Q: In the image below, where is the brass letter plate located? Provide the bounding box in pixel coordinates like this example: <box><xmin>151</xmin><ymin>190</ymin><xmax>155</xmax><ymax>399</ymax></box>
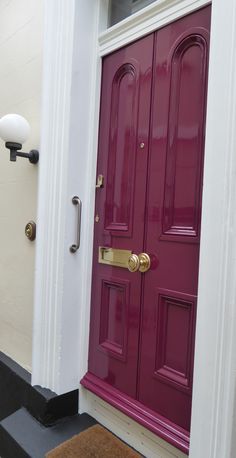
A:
<box><xmin>99</xmin><ymin>247</ymin><xmax>132</xmax><ymax>269</ymax></box>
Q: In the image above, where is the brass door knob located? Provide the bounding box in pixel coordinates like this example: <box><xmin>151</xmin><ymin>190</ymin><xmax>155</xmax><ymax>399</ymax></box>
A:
<box><xmin>138</xmin><ymin>253</ymin><xmax>151</xmax><ymax>273</ymax></box>
<box><xmin>127</xmin><ymin>254</ymin><xmax>140</xmax><ymax>272</ymax></box>
<box><xmin>127</xmin><ymin>253</ymin><xmax>151</xmax><ymax>273</ymax></box>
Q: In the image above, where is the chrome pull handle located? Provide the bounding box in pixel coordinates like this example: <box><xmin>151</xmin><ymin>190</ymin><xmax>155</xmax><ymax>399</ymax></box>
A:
<box><xmin>70</xmin><ymin>196</ymin><xmax>82</xmax><ymax>253</ymax></box>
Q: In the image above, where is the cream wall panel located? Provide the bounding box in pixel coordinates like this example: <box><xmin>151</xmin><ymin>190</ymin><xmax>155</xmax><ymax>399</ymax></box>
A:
<box><xmin>0</xmin><ymin>0</ymin><xmax>43</xmax><ymax>371</ymax></box>
<box><xmin>0</xmin><ymin>0</ymin><xmax>42</xmax><ymax>45</ymax></box>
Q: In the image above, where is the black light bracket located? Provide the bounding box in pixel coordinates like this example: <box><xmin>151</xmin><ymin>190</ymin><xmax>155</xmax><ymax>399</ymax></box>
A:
<box><xmin>5</xmin><ymin>142</ymin><xmax>39</xmax><ymax>164</ymax></box>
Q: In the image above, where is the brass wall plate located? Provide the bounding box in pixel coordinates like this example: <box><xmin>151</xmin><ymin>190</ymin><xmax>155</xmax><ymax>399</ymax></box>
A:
<box><xmin>25</xmin><ymin>221</ymin><xmax>36</xmax><ymax>241</ymax></box>
<box><xmin>96</xmin><ymin>174</ymin><xmax>104</xmax><ymax>188</ymax></box>
<box><xmin>99</xmin><ymin>247</ymin><xmax>132</xmax><ymax>269</ymax></box>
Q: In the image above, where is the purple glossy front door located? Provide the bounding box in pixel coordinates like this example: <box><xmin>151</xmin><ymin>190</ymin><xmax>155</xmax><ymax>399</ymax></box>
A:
<box><xmin>82</xmin><ymin>6</ymin><xmax>211</xmax><ymax>450</ymax></box>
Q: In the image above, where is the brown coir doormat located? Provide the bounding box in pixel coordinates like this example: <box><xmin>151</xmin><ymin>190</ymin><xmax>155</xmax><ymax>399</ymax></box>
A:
<box><xmin>46</xmin><ymin>424</ymin><xmax>142</xmax><ymax>458</ymax></box>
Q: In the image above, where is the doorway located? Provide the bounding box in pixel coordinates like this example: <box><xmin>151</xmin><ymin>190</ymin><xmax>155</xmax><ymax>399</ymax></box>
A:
<box><xmin>81</xmin><ymin>5</ymin><xmax>210</xmax><ymax>452</ymax></box>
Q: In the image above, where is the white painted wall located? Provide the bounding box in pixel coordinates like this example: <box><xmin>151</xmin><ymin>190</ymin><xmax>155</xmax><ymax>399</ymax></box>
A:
<box><xmin>0</xmin><ymin>0</ymin><xmax>43</xmax><ymax>371</ymax></box>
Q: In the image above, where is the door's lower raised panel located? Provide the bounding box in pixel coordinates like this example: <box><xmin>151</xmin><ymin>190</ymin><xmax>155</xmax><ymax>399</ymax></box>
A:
<box><xmin>138</xmin><ymin>288</ymin><xmax>196</xmax><ymax>431</ymax></box>
<box><xmin>154</xmin><ymin>289</ymin><xmax>196</xmax><ymax>392</ymax></box>
<box><xmin>88</xmin><ymin>271</ymin><xmax>141</xmax><ymax>398</ymax></box>
<box><xmin>99</xmin><ymin>279</ymin><xmax>130</xmax><ymax>361</ymax></box>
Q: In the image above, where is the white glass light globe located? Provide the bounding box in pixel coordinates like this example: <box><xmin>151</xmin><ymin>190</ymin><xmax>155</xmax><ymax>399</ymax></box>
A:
<box><xmin>0</xmin><ymin>114</ymin><xmax>30</xmax><ymax>144</ymax></box>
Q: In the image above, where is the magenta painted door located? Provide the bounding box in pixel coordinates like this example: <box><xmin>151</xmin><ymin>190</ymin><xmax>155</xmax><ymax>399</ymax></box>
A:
<box><xmin>82</xmin><ymin>6</ymin><xmax>211</xmax><ymax>451</ymax></box>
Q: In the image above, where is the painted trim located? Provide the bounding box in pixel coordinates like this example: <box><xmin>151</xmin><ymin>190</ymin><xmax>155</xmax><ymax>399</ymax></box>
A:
<box><xmin>190</xmin><ymin>0</ymin><xmax>236</xmax><ymax>456</ymax></box>
<box><xmin>32</xmin><ymin>0</ymin><xmax>102</xmax><ymax>395</ymax></box>
<box><xmin>99</xmin><ymin>0</ymin><xmax>210</xmax><ymax>55</ymax></box>
<box><xmin>32</xmin><ymin>0</ymin><xmax>236</xmax><ymax>456</ymax></box>
<box><xmin>81</xmin><ymin>372</ymin><xmax>189</xmax><ymax>453</ymax></box>
<box><xmin>32</xmin><ymin>0</ymin><xmax>78</xmax><ymax>393</ymax></box>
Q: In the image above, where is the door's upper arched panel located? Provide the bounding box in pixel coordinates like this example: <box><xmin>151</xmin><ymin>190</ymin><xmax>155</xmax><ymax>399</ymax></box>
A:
<box><xmin>105</xmin><ymin>63</ymin><xmax>139</xmax><ymax>235</ymax></box>
<box><xmin>162</xmin><ymin>34</ymin><xmax>208</xmax><ymax>240</ymax></box>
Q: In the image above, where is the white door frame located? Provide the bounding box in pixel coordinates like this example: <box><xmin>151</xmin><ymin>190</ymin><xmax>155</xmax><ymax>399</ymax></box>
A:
<box><xmin>32</xmin><ymin>0</ymin><xmax>236</xmax><ymax>457</ymax></box>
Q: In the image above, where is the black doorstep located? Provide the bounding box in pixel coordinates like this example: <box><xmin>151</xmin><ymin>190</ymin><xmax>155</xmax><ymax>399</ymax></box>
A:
<box><xmin>0</xmin><ymin>351</ymin><xmax>78</xmax><ymax>426</ymax></box>
<box><xmin>0</xmin><ymin>352</ymin><xmax>99</xmax><ymax>458</ymax></box>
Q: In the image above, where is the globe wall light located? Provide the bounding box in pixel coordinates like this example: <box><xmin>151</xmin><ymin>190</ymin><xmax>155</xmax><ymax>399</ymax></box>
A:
<box><xmin>0</xmin><ymin>114</ymin><xmax>39</xmax><ymax>164</ymax></box>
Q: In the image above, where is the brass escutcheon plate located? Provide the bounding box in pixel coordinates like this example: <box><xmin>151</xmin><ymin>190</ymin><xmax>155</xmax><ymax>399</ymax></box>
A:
<box><xmin>25</xmin><ymin>221</ymin><xmax>36</xmax><ymax>241</ymax></box>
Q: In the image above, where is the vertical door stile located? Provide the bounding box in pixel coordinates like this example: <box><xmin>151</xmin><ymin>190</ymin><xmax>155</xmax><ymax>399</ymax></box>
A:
<box><xmin>136</xmin><ymin>29</ymin><xmax>158</xmax><ymax>399</ymax></box>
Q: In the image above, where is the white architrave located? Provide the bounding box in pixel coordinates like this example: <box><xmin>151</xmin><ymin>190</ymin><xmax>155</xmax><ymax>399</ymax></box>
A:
<box><xmin>190</xmin><ymin>1</ymin><xmax>236</xmax><ymax>456</ymax></box>
<box><xmin>31</xmin><ymin>0</ymin><xmax>77</xmax><ymax>393</ymax></box>
<box><xmin>32</xmin><ymin>0</ymin><xmax>236</xmax><ymax>456</ymax></box>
